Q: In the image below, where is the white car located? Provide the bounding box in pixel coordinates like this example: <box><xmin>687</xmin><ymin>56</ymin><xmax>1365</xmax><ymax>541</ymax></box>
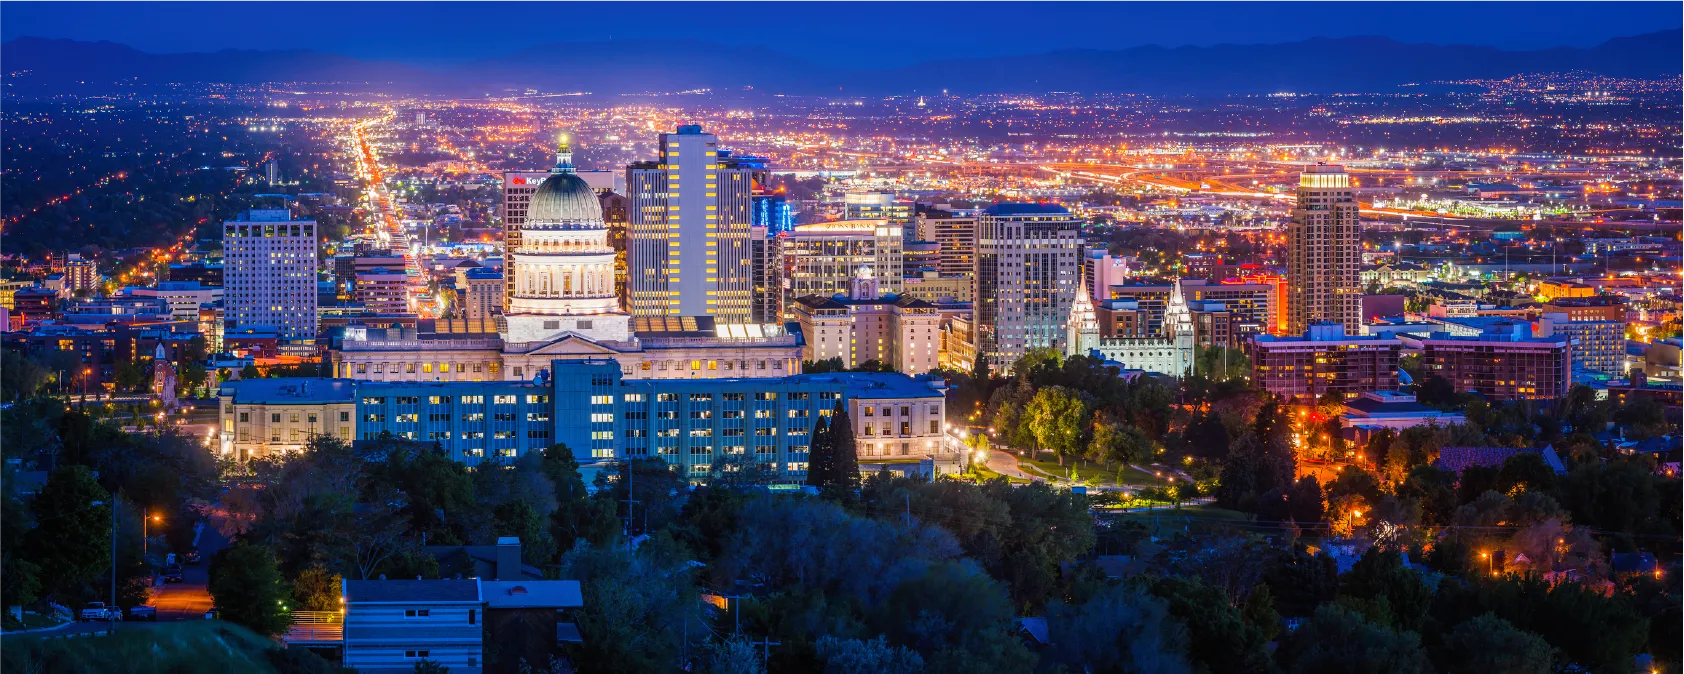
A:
<box><xmin>79</xmin><ymin>602</ymin><xmax>121</xmax><ymax>621</ymax></box>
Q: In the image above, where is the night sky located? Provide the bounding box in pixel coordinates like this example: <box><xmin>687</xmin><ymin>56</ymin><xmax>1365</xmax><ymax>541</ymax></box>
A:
<box><xmin>3</xmin><ymin>1</ymin><xmax>1678</xmax><ymax>69</ymax></box>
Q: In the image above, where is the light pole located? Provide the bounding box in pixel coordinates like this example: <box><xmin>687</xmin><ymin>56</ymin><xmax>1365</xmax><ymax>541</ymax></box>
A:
<box><xmin>144</xmin><ymin>514</ymin><xmax>160</xmax><ymax>557</ymax></box>
<box><xmin>1481</xmin><ymin>551</ymin><xmax>1491</xmax><ymax>577</ymax></box>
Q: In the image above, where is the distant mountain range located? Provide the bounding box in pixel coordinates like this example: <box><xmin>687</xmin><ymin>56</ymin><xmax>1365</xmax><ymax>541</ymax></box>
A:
<box><xmin>5</xmin><ymin>30</ymin><xmax>1679</xmax><ymax>96</ymax></box>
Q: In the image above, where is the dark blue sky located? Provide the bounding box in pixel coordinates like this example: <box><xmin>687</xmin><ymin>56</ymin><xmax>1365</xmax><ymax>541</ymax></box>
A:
<box><xmin>3</xmin><ymin>1</ymin><xmax>1677</xmax><ymax>69</ymax></box>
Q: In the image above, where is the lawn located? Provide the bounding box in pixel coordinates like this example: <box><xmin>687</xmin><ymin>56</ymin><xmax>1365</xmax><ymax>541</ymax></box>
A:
<box><xmin>1014</xmin><ymin>454</ymin><xmax>1163</xmax><ymax>487</ymax></box>
<box><xmin>1</xmin><ymin>611</ymin><xmax>67</xmax><ymax>632</ymax></box>
<box><xmin>1</xmin><ymin>620</ymin><xmax>329</xmax><ymax>674</ymax></box>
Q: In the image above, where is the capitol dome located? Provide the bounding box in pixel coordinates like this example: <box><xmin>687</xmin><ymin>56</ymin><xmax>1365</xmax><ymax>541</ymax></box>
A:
<box><xmin>525</xmin><ymin>136</ymin><xmax>603</xmax><ymax>225</ymax></box>
<box><xmin>528</xmin><ymin>173</ymin><xmax>601</xmax><ymax>224</ymax></box>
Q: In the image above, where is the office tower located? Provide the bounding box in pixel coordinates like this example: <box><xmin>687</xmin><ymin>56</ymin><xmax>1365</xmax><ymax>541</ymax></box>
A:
<box><xmin>1179</xmin><ymin>279</ymin><xmax>1274</xmax><ymax>338</ymax></box>
<box><xmin>914</xmin><ymin>209</ymin><xmax>976</xmax><ymax>278</ymax></box>
<box><xmin>844</xmin><ymin>191</ymin><xmax>914</xmax><ymax>226</ymax></box>
<box><xmin>748</xmin><ymin>225</ymin><xmax>783</xmax><ymax>324</ymax></box>
<box><xmin>781</xmin><ymin>221</ymin><xmax>905</xmax><ymax>302</ymax></box>
<box><xmin>627</xmin><ymin>125</ymin><xmax>758</xmax><ymax>322</ymax></box>
<box><xmin>599</xmin><ymin>191</ymin><xmax>629</xmax><ymax>311</ymax></box>
<box><xmin>1287</xmin><ymin>163</ymin><xmax>1362</xmax><ymax>335</ymax></box>
<box><xmin>974</xmin><ymin>203</ymin><xmax>1082</xmax><ymax>370</ymax></box>
<box><xmin>792</xmin><ymin>271</ymin><xmax>942</xmax><ymax>375</ymax></box>
<box><xmin>223</xmin><ymin>208</ymin><xmax>319</xmax><ymax>348</ymax></box>
<box><xmin>503</xmin><ymin>139</ymin><xmax>630</xmax><ymax>344</ymax></box>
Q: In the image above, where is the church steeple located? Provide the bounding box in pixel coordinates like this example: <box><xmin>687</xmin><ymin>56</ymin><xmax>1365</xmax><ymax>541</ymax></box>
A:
<box><xmin>552</xmin><ymin>133</ymin><xmax>576</xmax><ymax>175</ymax></box>
<box><xmin>1065</xmin><ymin>266</ymin><xmax>1100</xmax><ymax>358</ymax></box>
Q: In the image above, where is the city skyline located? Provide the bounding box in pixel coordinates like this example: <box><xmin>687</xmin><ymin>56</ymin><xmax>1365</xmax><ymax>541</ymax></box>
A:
<box><xmin>4</xmin><ymin>1</ymin><xmax>1679</xmax><ymax>69</ymax></box>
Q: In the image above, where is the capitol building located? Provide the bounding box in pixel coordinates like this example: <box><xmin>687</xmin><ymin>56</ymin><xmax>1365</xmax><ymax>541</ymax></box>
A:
<box><xmin>330</xmin><ymin>139</ymin><xmax>802</xmax><ymax>382</ymax></box>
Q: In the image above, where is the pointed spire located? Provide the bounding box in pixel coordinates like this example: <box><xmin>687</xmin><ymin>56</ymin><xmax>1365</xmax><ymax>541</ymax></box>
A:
<box><xmin>552</xmin><ymin>133</ymin><xmax>576</xmax><ymax>175</ymax></box>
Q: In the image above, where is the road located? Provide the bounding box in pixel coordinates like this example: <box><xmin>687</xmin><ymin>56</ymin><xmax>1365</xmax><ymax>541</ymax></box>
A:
<box><xmin>983</xmin><ymin>449</ymin><xmax>1043</xmax><ymax>482</ymax></box>
<box><xmin>3</xmin><ymin>513</ymin><xmax>229</xmax><ymax>639</ymax></box>
<box><xmin>148</xmin><ymin>520</ymin><xmax>227</xmax><ymax>621</ymax></box>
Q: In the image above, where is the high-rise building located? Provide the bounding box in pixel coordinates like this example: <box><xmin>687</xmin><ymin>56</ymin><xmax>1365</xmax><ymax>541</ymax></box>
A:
<box><xmin>975</xmin><ymin>203</ymin><xmax>1082</xmax><ymax>370</ymax></box>
<box><xmin>748</xmin><ymin>226</ymin><xmax>782</xmax><ymax>324</ymax></box>
<box><xmin>627</xmin><ymin>125</ymin><xmax>759</xmax><ymax>322</ymax></box>
<box><xmin>1287</xmin><ymin>163</ymin><xmax>1362</xmax><ymax>335</ymax></box>
<box><xmin>1535</xmin><ymin>312</ymin><xmax>1625</xmax><ymax>375</ymax></box>
<box><xmin>598</xmin><ymin>191</ymin><xmax>629</xmax><ymax>311</ymax></box>
<box><xmin>914</xmin><ymin>209</ymin><xmax>976</xmax><ymax>279</ymax></box>
<box><xmin>223</xmin><ymin>208</ymin><xmax>319</xmax><ymax>348</ymax></box>
<box><xmin>780</xmin><ymin>221</ymin><xmax>905</xmax><ymax>303</ymax></box>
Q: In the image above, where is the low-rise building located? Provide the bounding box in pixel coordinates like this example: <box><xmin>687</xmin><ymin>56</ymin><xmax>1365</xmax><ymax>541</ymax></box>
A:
<box><xmin>128</xmin><ymin>281</ymin><xmax>223</xmax><ymax>322</ymax></box>
<box><xmin>1402</xmin><ymin>322</ymin><xmax>1571</xmax><ymax>402</ymax></box>
<box><xmin>217</xmin><ymin>378</ymin><xmax>358</xmax><ymax>459</ymax></box>
<box><xmin>1535</xmin><ymin>312</ymin><xmax>1625</xmax><ymax>376</ymax></box>
<box><xmin>222</xmin><ymin>359</ymin><xmax>956</xmax><ymax>478</ymax></box>
<box><xmin>792</xmin><ymin>271</ymin><xmax>941</xmax><ymax>374</ymax></box>
<box><xmin>1250</xmin><ymin>323</ymin><xmax>1402</xmax><ymax>401</ymax></box>
<box><xmin>358</xmin><ymin>268</ymin><xmax>411</xmax><ymax>316</ymax></box>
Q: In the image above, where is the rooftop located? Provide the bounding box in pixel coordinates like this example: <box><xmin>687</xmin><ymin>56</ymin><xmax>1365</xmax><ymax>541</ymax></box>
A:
<box><xmin>481</xmin><ymin>580</ymin><xmax>583</xmax><ymax>609</ymax></box>
<box><xmin>220</xmin><ymin>378</ymin><xmax>358</xmax><ymax>405</ymax></box>
<box><xmin>343</xmin><ymin>579</ymin><xmax>481</xmax><ymax>604</ymax></box>
<box><xmin>983</xmin><ymin>202</ymin><xmax>1070</xmax><ymax>216</ymax></box>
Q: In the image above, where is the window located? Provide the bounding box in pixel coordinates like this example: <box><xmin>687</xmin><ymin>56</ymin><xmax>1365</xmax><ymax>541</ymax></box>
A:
<box><xmin>340</xmin><ymin>412</ymin><xmax>350</xmax><ymax>422</ymax></box>
<box><xmin>468</xmin><ymin>610</ymin><xmax>475</xmax><ymax>625</ymax></box>
<box><xmin>930</xmin><ymin>420</ymin><xmax>940</xmax><ymax>434</ymax></box>
<box><xmin>459</xmin><ymin>395</ymin><xmax>484</xmax><ymax>404</ymax></box>
<box><xmin>404</xmin><ymin>609</ymin><xmax>431</xmax><ymax>617</ymax></box>
<box><xmin>271</xmin><ymin>413</ymin><xmax>281</xmax><ymax>423</ymax></box>
<box><xmin>239</xmin><ymin>412</ymin><xmax>249</xmax><ymax>423</ymax></box>
<box><xmin>494</xmin><ymin>395</ymin><xmax>516</xmax><ymax>404</ymax></box>
<box><xmin>307</xmin><ymin>414</ymin><xmax>317</xmax><ymax>424</ymax></box>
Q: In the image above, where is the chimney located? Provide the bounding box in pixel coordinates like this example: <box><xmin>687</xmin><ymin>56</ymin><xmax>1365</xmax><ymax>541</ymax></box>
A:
<box><xmin>496</xmin><ymin>537</ymin><xmax>521</xmax><ymax>581</ymax></box>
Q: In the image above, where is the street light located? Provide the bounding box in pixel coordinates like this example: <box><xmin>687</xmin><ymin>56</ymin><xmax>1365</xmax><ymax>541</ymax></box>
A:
<box><xmin>144</xmin><ymin>514</ymin><xmax>161</xmax><ymax>556</ymax></box>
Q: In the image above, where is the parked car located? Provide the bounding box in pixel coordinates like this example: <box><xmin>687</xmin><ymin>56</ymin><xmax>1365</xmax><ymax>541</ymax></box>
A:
<box><xmin>128</xmin><ymin>605</ymin><xmax>156</xmax><ymax>621</ymax></box>
<box><xmin>79</xmin><ymin>602</ymin><xmax>120</xmax><ymax>621</ymax></box>
<box><xmin>164</xmin><ymin>564</ymin><xmax>184</xmax><ymax>583</ymax></box>
<box><xmin>184</xmin><ymin>549</ymin><xmax>202</xmax><ymax>565</ymax></box>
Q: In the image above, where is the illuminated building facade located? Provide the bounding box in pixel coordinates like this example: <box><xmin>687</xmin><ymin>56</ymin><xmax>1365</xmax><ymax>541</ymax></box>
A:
<box><xmin>780</xmin><ymin>220</ymin><xmax>905</xmax><ymax>302</ymax></box>
<box><xmin>1287</xmin><ymin>163</ymin><xmax>1362</xmax><ymax>335</ymax></box>
<box><xmin>626</xmin><ymin>125</ymin><xmax>759</xmax><ymax>323</ymax></box>
<box><xmin>1250</xmin><ymin>323</ymin><xmax>1402</xmax><ymax>401</ymax></box>
<box><xmin>975</xmin><ymin>203</ymin><xmax>1082</xmax><ymax>370</ymax></box>
<box><xmin>223</xmin><ymin>208</ymin><xmax>319</xmax><ymax>350</ymax></box>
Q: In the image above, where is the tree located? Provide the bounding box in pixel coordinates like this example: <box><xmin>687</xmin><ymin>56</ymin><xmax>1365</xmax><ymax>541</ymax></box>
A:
<box><xmin>1495</xmin><ymin>452</ymin><xmax>1557</xmax><ymax>497</ymax></box>
<box><xmin>542</xmin><ymin>444</ymin><xmax>618</xmax><ymax>549</ymax></box>
<box><xmin>825</xmin><ymin>403</ymin><xmax>859</xmax><ymax>491</ymax></box>
<box><xmin>2</xmin><ymin>474</ymin><xmax>42</xmax><ymax>608</ymax></box>
<box><xmin>814</xmin><ymin>636</ymin><xmax>924</xmax><ymax>674</ymax></box>
<box><xmin>26</xmin><ymin>465</ymin><xmax>112</xmax><ymax>598</ymax></box>
<box><xmin>562</xmin><ymin>541</ymin><xmax>698</xmax><ymax>674</ymax></box>
<box><xmin>1263</xmin><ymin>543</ymin><xmax>1340</xmax><ymax>618</ymax></box>
<box><xmin>208</xmin><ymin>543</ymin><xmax>291</xmax><ymax>636</ymax></box>
<box><xmin>1150</xmin><ymin>576</ymin><xmax>1275</xmax><ymax>673</ymax></box>
<box><xmin>1396</xmin><ymin>465</ymin><xmax>1458</xmax><ymax>526</ymax></box>
<box><xmin>413</xmin><ymin>659</ymin><xmax>450</xmax><ymax>674</ymax></box>
<box><xmin>1436</xmin><ymin>613</ymin><xmax>1554</xmax><ymax>674</ymax></box>
<box><xmin>1340</xmin><ymin>547</ymin><xmax>1434</xmax><ymax>632</ymax></box>
<box><xmin>804</xmin><ymin>414</ymin><xmax>833</xmax><ymax>488</ymax></box>
<box><xmin>1242</xmin><ymin>584</ymin><xmax>1283</xmax><ymax>642</ymax></box>
<box><xmin>1024</xmin><ymin>386</ymin><xmax>1086</xmax><ymax>465</ymax></box>
<box><xmin>1287</xmin><ymin>475</ymin><xmax>1326</xmax><ymax>525</ymax></box>
<box><xmin>1277</xmin><ymin>604</ymin><xmax>1431</xmax><ymax>674</ymax></box>
<box><xmin>1183</xmin><ymin>411</ymin><xmax>1231</xmax><ymax>460</ymax></box>
<box><xmin>292</xmin><ymin>565</ymin><xmax>343</xmax><ymax>612</ymax></box>
<box><xmin>1418</xmin><ymin>375</ymin><xmax>1459</xmax><ymax>409</ymax></box>
<box><xmin>1043</xmin><ymin>584</ymin><xmax>1192</xmax><ymax>674</ymax></box>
